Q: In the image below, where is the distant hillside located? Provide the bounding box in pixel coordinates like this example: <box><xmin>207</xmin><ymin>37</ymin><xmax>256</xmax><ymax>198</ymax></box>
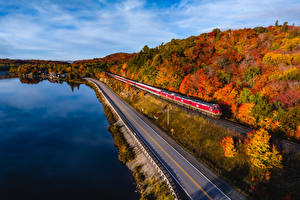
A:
<box><xmin>0</xmin><ymin>59</ymin><xmax>69</xmax><ymax>66</ymax></box>
<box><xmin>1</xmin><ymin>24</ymin><xmax>299</xmax><ymax>140</ymax></box>
<box><xmin>106</xmin><ymin>24</ymin><xmax>300</xmax><ymax>140</ymax></box>
<box><xmin>73</xmin><ymin>53</ymin><xmax>134</xmax><ymax>65</ymax></box>
<box><xmin>0</xmin><ymin>53</ymin><xmax>134</xmax><ymax>79</ymax></box>
<box><xmin>1</xmin><ymin>23</ymin><xmax>299</xmax><ymax>199</ymax></box>
<box><xmin>71</xmin><ymin>53</ymin><xmax>134</xmax><ymax>78</ymax></box>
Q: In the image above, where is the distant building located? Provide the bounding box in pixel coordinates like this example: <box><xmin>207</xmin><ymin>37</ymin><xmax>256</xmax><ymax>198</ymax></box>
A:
<box><xmin>58</xmin><ymin>73</ymin><xmax>67</xmax><ymax>78</ymax></box>
<box><xmin>49</xmin><ymin>72</ymin><xmax>57</xmax><ymax>79</ymax></box>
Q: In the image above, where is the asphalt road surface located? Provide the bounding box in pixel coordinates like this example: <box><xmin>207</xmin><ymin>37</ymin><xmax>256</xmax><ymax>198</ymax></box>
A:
<box><xmin>87</xmin><ymin>78</ymin><xmax>244</xmax><ymax>200</ymax></box>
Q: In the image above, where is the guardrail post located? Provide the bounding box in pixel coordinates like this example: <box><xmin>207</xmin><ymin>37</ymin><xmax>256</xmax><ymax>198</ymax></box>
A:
<box><xmin>86</xmin><ymin>79</ymin><xmax>180</xmax><ymax>200</ymax></box>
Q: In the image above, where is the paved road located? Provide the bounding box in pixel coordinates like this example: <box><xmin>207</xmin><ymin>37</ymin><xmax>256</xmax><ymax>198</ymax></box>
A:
<box><xmin>87</xmin><ymin>78</ymin><xmax>241</xmax><ymax>200</ymax></box>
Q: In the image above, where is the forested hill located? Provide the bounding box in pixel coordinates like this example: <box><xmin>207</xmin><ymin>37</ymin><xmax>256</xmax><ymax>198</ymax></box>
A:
<box><xmin>2</xmin><ymin>53</ymin><xmax>134</xmax><ymax>79</ymax></box>
<box><xmin>72</xmin><ymin>53</ymin><xmax>134</xmax><ymax>78</ymax></box>
<box><xmin>106</xmin><ymin>24</ymin><xmax>300</xmax><ymax>141</ymax></box>
<box><xmin>1</xmin><ymin>24</ymin><xmax>299</xmax><ymax>141</ymax></box>
<box><xmin>1</xmin><ymin>23</ymin><xmax>299</xmax><ymax>199</ymax></box>
<box><xmin>0</xmin><ymin>59</ymin><xmax>69</xmax><ymax>66</ymax></box>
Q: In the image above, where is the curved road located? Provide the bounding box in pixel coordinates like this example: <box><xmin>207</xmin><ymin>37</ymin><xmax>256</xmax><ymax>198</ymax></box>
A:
<box><xmin>87</xmin><ymin>78</ymin><xmax>244</xmax><ymax>200</ymax></box>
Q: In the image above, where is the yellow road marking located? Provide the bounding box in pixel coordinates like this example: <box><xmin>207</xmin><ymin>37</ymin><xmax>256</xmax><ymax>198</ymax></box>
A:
<box><xmin>103</xmin><ymin>83</ymin><xmax>214</xmax><ymax>200</ymax></box>
<box><xmin>129</xmin><ymin>113</ymin><xmax>213</xmax><ymax>200</ymax></box>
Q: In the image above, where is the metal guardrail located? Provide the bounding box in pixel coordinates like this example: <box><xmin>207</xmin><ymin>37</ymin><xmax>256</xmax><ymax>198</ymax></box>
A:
<box><xmin>86</xmin><ymin>79</ymin><xmax>190</xmax><ymax>200</ymax></box>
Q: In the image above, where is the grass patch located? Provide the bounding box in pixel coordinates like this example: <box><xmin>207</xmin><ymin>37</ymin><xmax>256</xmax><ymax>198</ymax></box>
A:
<box><xmin>133</xmin><ymin>165</ymin><xmax>175</xmax><ymax>200</ymax></box>
<box><xmin>104</xmin><ymin>77</ymin><xmax>300</xmax><ymax>199</ymax></box>
<box><xmin>86</xmin><ymin>80</ymin><xmax>175</xmax><ymax>199</ymax></box>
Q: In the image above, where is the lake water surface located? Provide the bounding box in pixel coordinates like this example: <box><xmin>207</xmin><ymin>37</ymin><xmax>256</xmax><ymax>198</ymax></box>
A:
<box><xmin>0</xmin><ymin>78</ymin><xmax>139</xmax><ymax>200</ymax></box>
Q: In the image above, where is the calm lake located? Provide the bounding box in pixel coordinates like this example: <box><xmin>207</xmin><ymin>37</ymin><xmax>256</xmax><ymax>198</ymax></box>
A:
<box><xmin>0</xmin><ymin>78</ymin><xmax>139</xmax><ymax>200</ymax></box>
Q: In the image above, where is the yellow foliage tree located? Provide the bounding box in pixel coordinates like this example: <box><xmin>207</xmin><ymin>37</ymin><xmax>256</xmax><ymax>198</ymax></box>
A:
<box><xmin>263</xmin><ymin>52</ymin><xmax>300</xmax><ymax>66</ymax></box>
<box><xmin>280</xmin><ymin>37</ymin><xmax>300</xmax><ymax>51</ymax></box>
<box><xmin>263</xmin><ymin>52</ymin><xmax>292</xmax><ymax>66</ymax></box>
<box><xmin>245</xmin><ymin>129</ymin><xmax>282</xmax><ymax>169</ymax></box>
<box><xmin>220</xmin><ymin>136</ymin><xmax>237</xmax><ymax>158</ymax></box>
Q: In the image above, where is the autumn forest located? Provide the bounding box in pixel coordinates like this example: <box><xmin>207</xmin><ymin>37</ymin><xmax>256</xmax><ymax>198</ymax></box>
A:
<box><xmin>1</xmin><ymin>22</ymin><xmax>300</xmax><ymax>199</ymax></box>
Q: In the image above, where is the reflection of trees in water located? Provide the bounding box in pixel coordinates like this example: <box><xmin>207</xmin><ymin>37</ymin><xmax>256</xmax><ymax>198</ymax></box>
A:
<box><xmin>48</xmin><ymin>79</ymin><xmax>63</xmax><ymax>84</ymax></box>
<box><xmin>66</xmin><ymin>81</ymin><xmax>81</xmax><ymax>92</ymax></box>
<box><xmin>18</xmin><ymin>76</ymin><xmax>81</xmax><ymax>92</ymax></box>
<box><xmin>0</xmin><ymin>71</ymin><xmax>13</xmax><ymax>80</ymax></box>
<box><xmin>19</xmin><ymin>77</ymin><xmax>42</xmax><ymax>84</ymax></box>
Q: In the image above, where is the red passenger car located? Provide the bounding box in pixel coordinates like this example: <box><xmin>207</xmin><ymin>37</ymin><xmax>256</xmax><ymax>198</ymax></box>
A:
<box><xmin>107</xmin><ymin>72</ymin><xmax>222</xmax><ymax>118</ymax></box>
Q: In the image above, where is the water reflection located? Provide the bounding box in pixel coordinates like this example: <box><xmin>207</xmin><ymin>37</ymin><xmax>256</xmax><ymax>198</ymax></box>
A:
<box><xmin>0</xmin><ymin>78</ymin><xmax>138</xmax><ymax>200</ymax></box>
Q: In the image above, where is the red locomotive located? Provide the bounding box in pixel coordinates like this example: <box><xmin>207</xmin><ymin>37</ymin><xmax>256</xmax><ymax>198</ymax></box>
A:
<box><xmin>107</xmin><ymin>72</ymin><xmax>222</xmax><ymax>118</ymax></box>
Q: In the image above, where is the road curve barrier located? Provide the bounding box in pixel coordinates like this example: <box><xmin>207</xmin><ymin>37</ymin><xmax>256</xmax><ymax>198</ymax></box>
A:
<box><xmin>85</xmin><ymin>78</ymin><xmax>189</xmax><ymax>200</ymax></box>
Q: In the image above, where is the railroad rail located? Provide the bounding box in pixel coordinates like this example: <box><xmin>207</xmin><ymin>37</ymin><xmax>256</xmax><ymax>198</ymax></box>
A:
<box><xmin>86</xmin><ymin>78</ymin><xmax>244</xmax><ymax>200</ymax></box>
<box><xmin>106</xmin><ymin>73</ymin><xmax>300</xmax><ymax>154</ymax></box>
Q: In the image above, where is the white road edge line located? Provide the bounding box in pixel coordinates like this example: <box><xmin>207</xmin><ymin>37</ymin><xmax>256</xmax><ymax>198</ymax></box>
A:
<box><xmin>89</xmin><ymin>79</ymin><xmax>194</xmax><ymax>200</ymax></box>
<box><xmin>100</xmin><ymin>78</ymin><xmax>231</xmax><ymax>199</ymax></box>
<box><xmin>132</xmin><ymin>104</ymin><xmax>231</xmax><ymax>200</ymax></box>
<box><xmin>91</xmin><ymin>78</ymin><xmax>231</xmax><ymax>200</ymax></box>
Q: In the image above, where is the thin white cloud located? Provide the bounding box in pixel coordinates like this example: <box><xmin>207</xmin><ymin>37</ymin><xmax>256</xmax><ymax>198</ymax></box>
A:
<box><xmin>0</xmin><ymin>0</ymin><xmax>299</xmax><ymax>60</ymax></box>
<box><xmin>0</xmin><ymin>0</ymin><xmax>177</xmax><ymax>60</ymax></box>
<box><xmin>172</xmin><ymin>0</ymin><xmax>300</xmax><ymax>35</ymax></box>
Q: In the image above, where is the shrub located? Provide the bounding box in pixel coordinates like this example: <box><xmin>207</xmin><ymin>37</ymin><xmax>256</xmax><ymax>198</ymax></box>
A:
<box><xmin>212</xmin><ymin>28</ymin><xmax>221</xmax><ymax>40</ymax></box>
<box><xmin>108</xmin><ymin>124</ymin><xmax>135</xmax><ymax>164</ymax></box>
<box><xmin>281</xmin><ymin>67</ymin><xmax>300</xmax><ymax>80</ymax></box>
<box><xmin>280</xmin><ymin>37</ymin><xmax>300</xmax><ymax>51</ymax></box>
<box><xmin>253</xmin><ymin>26</ymin><xmax>266</xmax><ymax>33</ymax></box>
<box><xmin>136</xmin><ymin>171</ymin><xmax>145</xmax><ymax>182</ymax></box>
<box><xmin>216</xmin><ymin>70</ymin><xmax>232</xmax><ymax>84</ymax></box>
<box><xmin>291</xmin><ymin>53</ymin><xmax>300</xmax><ymax>65</ymax></box>
<box><xmin>250</xmin><ymin>93</ymin><xmax>274</xmax><ymax>122</ymax></box>
<box><xmin>288</xmin><ymin>30</ymin><xmax>300</xmax><ymax>39</ymax></box>
<box><xmin>238</xmin><ymin>88</ymin><xmax>252</xmax><ymax>104</ymax></box>
<box><xmin>281</xmin><ymin>22</ymin><xmax>288</xmax><ymax>32</ymax></box>
<box><xmin>279</xmin><ymin>107</ymin><xmax>300</xmax><ymax>138</ymax></box>
<box><xmin>243</xmin><ymin>67</ymin><xmax>261</xmax><ymax>83</ymax></box>
<box><xmin>263</xmin><ymin>52</ymin><xmax>292</xmax><ymax>66</ymax></box>
<box><xmin>272</xmin><ymin>42</ymin><xmax>280</xmax><ymax>50</ymax></box>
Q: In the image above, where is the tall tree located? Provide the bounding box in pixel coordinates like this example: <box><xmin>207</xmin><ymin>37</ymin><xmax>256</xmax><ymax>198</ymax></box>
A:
<box><xmin>245</xmin><ymin>129</ymin><xmax>282</xmax><ymax>169</ymax></box>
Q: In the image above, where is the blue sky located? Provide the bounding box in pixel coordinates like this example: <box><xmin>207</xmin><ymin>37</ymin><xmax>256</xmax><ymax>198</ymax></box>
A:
<box><xmin>0</xmin><ymin>0</ymin><xmax>299</xmax><ymax>60</ymax></box>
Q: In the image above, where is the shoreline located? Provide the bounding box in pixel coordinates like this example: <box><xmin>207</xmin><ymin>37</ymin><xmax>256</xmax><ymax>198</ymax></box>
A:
<box><xmin>85</xmin><ymin>80</ymin><xmax>175</xmax><ymax>200</ymax></box>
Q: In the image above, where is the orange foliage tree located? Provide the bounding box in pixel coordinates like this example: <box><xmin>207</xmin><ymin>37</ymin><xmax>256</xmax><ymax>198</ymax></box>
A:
<box><xmin>213</xmin><ymin>83</ymin><xmax>239</xmax><ymax>115</ymax></box>
<box><xmin>220</xmin><ymin>136</ymin><xmax>237</xmax><ymax>157</ymax></box>
<box><xmin>125</xmin><ymin>82</ymin><xmax>130</xmax><ymax>91</ymax></box>
<box><xmin>155</xmin><ymin>63</ymin><xmax>184</xmax><ymax>92</ymax></box>
<box><xmin>179</xmin><ymin>69</ymin><xmax>221</xmax><ymax>101</ymax></box>
<box><xmin>237</xmin><ymin>103</ymin><xmax>256</xmax><ymax>126</ymax></box>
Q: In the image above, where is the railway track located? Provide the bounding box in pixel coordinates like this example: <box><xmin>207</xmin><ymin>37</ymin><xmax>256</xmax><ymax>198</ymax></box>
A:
<box><xmin>106</xmin><ymin>75</ymin><xmax>300</xmax><ymax>154</ymax></box>
<box><xmin>145</xmin><ymin>92</ymin><xmax>252</xmax><ymax>135</ymax></box>
<box><xmin>148</xmin><ymin>91</ymin><xmax>300</xmax><ymax>154</ymax></box>
<box><xmin>87</xmin><ymin>78</ymin><xmax>244</xmax><ymax>200</ymax></box>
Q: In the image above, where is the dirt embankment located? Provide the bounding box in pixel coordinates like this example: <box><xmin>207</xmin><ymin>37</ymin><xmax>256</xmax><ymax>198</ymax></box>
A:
<box><xmin>101</xmin><ymin>76</ymin><xmax>300</xmax><ymax>200</ymax></box>
<box><xmin>86</xmin><ymin>80</ymin><xmax>175</xmax><ymax>200</ymax></box>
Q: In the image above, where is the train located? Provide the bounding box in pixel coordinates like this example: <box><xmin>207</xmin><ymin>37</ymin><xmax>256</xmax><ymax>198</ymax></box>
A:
<box><xmin>107</xmin><ymin>72</ymin><xmax>222</xmax><ymax>118</ymax></box>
